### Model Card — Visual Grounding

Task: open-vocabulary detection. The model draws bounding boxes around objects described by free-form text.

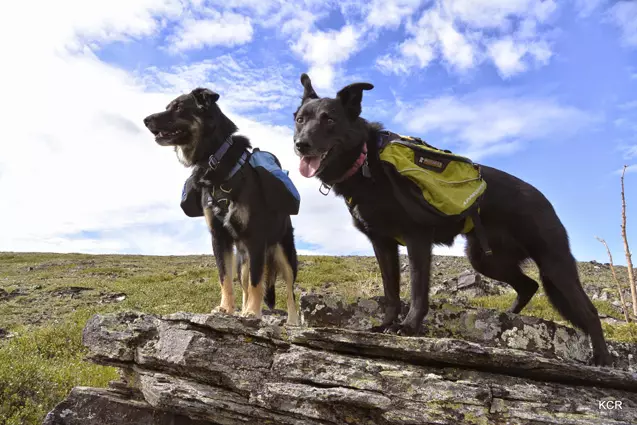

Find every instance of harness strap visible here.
[469,208,492,256]
[226,151,248,180]
[208,136,234,170]
[202,137,251,219]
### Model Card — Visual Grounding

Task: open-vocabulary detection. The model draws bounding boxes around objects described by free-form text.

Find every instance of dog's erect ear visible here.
[191,87,220,109]
[300,73,319,104]
[336,82,374,121]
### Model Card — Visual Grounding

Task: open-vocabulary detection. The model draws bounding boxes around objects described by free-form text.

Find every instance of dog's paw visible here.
[286,315,301,327]
[396,325,421,337]
[212,305,235,315]
[592,352,614,368]
[240,310,262,320]
[378,322,422,337]
[369,323,401,334]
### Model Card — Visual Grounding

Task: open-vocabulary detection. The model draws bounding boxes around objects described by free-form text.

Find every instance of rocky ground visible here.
[1,251,636,424]
[45,294,637,424]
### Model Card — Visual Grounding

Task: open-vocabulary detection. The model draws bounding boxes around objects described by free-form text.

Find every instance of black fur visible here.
[292,74,612,367]
[143,88,299,323]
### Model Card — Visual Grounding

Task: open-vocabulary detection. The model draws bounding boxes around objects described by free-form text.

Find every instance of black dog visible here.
[143,88,300,325]
[292,74,612,366]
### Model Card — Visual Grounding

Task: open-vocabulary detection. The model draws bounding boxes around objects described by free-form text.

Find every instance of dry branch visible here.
[620,165,637,316]
[596,236,631,322]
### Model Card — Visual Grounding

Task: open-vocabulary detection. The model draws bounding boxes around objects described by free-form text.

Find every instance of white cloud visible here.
[606,1,637,47]
[291,25,363,91]
[394,92,593,155]
[487,37,528,77]
[143,56,300,114]
[376,0,557,77]
[573,0,607,18]
[365,0,423,29]
[376,53,414,75]
[0,0,184,56]
[445,0,556,29]
[167,12,254,52]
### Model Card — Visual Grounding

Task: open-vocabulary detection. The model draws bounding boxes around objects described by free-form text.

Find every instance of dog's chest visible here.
[349,199,401,237]
[222,201,249,239]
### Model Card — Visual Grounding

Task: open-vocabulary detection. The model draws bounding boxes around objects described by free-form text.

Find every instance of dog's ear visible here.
[191,87,220,109]
[336,82,374,121]
[300,73,319,104]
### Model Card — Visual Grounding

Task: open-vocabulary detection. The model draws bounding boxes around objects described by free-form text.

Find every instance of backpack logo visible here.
[414,151,449,173]
[418,156,443,169]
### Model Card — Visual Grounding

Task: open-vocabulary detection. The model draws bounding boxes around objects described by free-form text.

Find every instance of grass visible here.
[0,251,635,424]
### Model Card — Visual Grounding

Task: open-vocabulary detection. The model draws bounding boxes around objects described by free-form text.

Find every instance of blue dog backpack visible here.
[178,149,301,218]
[249,148,301,216]
[180,172,205,218]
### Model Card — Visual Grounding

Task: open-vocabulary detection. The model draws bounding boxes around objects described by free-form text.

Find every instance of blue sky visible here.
[0,0,636,264]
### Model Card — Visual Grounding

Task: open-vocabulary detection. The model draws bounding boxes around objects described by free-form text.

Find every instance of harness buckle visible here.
[319,183,331,196]
[208,155,219,170]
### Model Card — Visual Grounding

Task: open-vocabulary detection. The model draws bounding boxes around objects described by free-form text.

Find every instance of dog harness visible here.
[208,136,249,181]
[180,136,300,221]
[330,131,493,255]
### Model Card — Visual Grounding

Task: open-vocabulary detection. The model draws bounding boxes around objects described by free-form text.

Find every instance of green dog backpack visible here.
[375,131,491,253]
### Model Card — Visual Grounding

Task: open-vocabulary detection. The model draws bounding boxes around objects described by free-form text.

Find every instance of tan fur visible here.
[243,268,265,318]
[213,250,235,314]
[273,244,299,325]
[175,116,203,166]
[240,251,250,313]
[225,202,249,229]
[203,207,214,232]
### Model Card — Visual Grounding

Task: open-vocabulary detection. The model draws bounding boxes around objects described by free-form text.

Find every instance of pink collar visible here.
[330,143,367,184]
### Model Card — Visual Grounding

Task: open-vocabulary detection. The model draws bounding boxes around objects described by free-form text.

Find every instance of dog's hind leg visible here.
[236,246,251,313]
[465,234,539,314]
[274,243,300,326]
[369,236,401,333]
[206,210,235,314]
[279,223,299,325]
[535,253,612,366]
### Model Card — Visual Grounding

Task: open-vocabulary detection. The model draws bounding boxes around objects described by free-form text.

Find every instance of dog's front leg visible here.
[369,236,401,333]
[396,231,433,336]
[242,241,266,319]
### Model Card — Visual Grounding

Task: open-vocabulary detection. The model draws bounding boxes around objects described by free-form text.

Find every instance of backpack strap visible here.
[468,208,492,256]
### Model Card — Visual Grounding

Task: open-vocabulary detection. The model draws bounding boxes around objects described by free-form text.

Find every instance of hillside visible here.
[1,251,636,424]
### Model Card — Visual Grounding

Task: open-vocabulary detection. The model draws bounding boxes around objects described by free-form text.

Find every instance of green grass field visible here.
[1,251,635,424]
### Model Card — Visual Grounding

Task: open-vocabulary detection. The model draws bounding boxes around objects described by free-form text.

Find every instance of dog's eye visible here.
[327,118,335,125]
[296,116,304,124]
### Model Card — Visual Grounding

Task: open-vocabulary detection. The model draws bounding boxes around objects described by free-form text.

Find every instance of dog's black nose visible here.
[143,115,153,128]
[295,141,311,153]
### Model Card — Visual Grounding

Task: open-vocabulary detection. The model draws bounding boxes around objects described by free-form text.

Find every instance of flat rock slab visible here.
[42,387,216,425]
[45,295,637,425]
[300,294,637,371]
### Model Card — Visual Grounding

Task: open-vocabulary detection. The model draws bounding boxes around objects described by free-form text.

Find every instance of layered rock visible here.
[45,295,637,425]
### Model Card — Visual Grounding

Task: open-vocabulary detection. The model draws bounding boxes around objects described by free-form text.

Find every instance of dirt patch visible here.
[100,292,127,304]
[0,287,28,301]
[50,286,93,298]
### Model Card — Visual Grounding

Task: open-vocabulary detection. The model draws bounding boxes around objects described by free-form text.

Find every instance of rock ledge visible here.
[44,295,637,425]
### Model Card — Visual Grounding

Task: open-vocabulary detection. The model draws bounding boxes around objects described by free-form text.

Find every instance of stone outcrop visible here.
[44,295,637,425]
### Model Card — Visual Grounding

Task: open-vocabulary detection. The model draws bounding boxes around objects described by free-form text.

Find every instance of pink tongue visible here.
[299,156,322,178]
